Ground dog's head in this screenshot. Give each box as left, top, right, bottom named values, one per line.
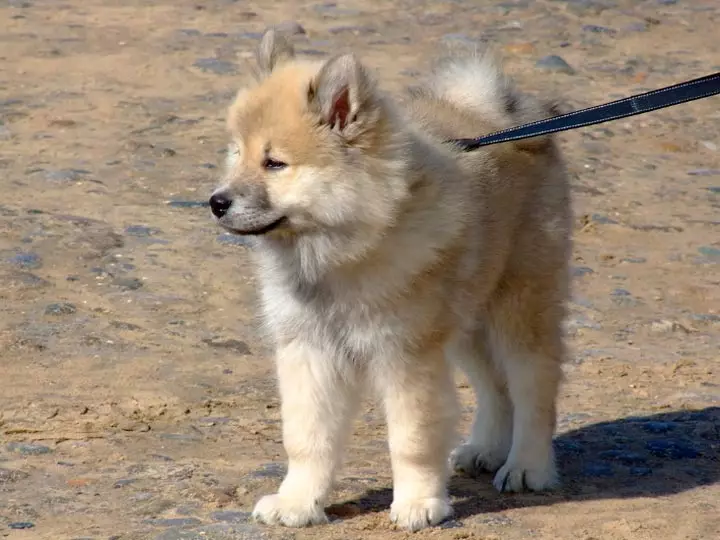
left=210, top=28, right=410, bottom=249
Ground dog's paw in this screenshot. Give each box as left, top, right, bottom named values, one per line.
left=492, top=458, right=559, bottom=493
left=450, top=443, right=507, bottom=476
left=390, top=497, right=453, bottom=532
left=252, top=493, right=328, bottom=527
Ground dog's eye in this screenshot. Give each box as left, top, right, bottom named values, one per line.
left=263, top=157, right=288, bottom=171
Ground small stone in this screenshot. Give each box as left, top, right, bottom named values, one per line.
left=114, top=478, right=137, bottom=488
left=707, top=187, right=720, bottom=194
left=328, top=25, right=377, bottom=36
left=701, top=141, right=718, bottom=152
left=125, top=225, right=161, bottom=237
left=67, top=477, right=94, bottom=487
left=193, top=58, right=237, bottom=75
left=572, top=266, right=595, bottom=277
left=7, top=442, right=52, bottom=455
left=698, top=246, right=720, bottom=261
left=143, top=518, right=203, bottom=527
left=202, top=338, right=251, bottom=354
left=9, top=522, right=35, bottom=530
left=646, top=439, right=700, bottom=459
left=582, top=24, right=616, bottom=35
left=216, top=233, right=255, bottom=248
left=44, top=168, right=91, bottom=182
left=166, top=200, right=210, bottom=209
left=620, top=257, right=646, bottom=264
left=247, top=462, right=286, bottom=479
left=440, top=519, right=464, bottom=529
left=45, top=302, right=77, bottom=316
left=113, top=277, right=144, bottom=291
left=589, top=213, right=618, bottom=225
left=535, top=55, right=576, bottom=75
left=688, top=169, right=720, bottom=176
left=610, top=288, right=639, bottom=307
left=9, top=251, right=42, bottom=269
left=210, top=510, right=251, bottom=523
left=504, top=42, right=536, bottom=55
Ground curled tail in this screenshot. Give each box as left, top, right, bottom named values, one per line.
left=427, top=50, right=565, bottom=146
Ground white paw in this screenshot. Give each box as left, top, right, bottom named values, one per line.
left=252, top=493, right=328, bottom=527
left=450, top=443, right=508, bottom=475
left=492, top=458, right=559, bottom=493
left=390, top=497, right=453, bottom=532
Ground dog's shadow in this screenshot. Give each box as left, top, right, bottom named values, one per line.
left=329, top=407, right=719, bottom=521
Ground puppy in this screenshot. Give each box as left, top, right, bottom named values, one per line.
left=210, top=27, right=571, bottom=532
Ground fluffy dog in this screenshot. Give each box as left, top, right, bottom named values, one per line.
left=209, top=27, right=571, bottom=532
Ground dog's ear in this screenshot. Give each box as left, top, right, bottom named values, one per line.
left=256, top=28, right=295, bottom=74
left=308, top=53, right=377, bottom=134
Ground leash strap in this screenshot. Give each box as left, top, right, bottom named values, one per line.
left=450, top=71, right=720, bottom=151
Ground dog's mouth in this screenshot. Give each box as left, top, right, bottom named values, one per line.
left=224, top=216, right=288, bottom=236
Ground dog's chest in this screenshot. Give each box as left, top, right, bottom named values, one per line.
left=260, top=279, right=405, bottom=362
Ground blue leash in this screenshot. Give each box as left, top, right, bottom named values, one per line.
left=450, top=71, right=720, bottom=151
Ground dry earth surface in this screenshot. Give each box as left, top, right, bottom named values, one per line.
left=1, top=0, right=719, bottom=539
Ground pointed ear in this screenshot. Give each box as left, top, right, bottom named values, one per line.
left=308, top=53, right=377, bottom=133
left=256, top=28, right=295, bottom=74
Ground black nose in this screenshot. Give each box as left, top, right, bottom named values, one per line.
left=209, top=192, right=233, bottom=218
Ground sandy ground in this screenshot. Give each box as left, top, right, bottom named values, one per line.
left=1, top=0, right=719, bottom=539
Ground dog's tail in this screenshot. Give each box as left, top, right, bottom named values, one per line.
left=427, top=50, right=563, bottom=138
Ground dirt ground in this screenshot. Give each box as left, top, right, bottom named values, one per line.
left=1, top=0, right=719, bottom=539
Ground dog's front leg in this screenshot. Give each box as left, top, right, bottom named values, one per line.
left=378, top=347, right=459, bottom=532
left=252, top=340, right=360, bottom=527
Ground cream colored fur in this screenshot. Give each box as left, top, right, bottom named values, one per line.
left=211, top=28, right=572, bottom=532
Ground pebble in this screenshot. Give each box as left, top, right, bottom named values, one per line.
left=582, top=24, right=616, bottom=35
left=45, top=302, right=77, bottom=316
left=7, top=442, right=53, bottom=455
left=328, top=25, right=377, bottom=36
left=247, top=462, right=286, bottom=479
left=620, top=257, right=647, bottom=264
left=143, top=518, right=203, bottom=527
left=125, top=225, right=161, bottom=237
left=9, top=522, right=35, bottom=530
left=210, top=510, right=251, bottom=523
left=193, top=58, right=237, bottom=75
left=707, top=187, right=720, bottom=194
left=698, top=246, right=720, bottom=261
left=9, top=251, right=42, bottom=269
left=202, top=337, right=251, bottom=354
left=572, top=266, right=595, bottom=277
left=113, top=277, right=144, bottom=291
left=44, top=168, right=91, bottom=182
left=645, top=439, right=700, bottom=459
left=688, top=169, right=720, bottom=176
left=113, top=478, right=137, bottom=488
left=610, top=288, right=640, bottom=307
left=166, top=200, right=210, bottom=209
left=535, top=55, right=576, bottom=75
